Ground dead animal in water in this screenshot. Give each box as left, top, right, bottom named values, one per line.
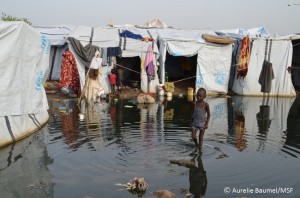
left=170, top=159, right=195, bottom=168
left=152, top=190, right=178, bottom=198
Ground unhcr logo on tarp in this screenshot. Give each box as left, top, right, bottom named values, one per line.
left=41, top=35, right=50, bottom=54
left=35, top=71, right=44, bottom=91
left=196, top=75, right=204, bottom=85
left=215, top=69, right=226, bottom=85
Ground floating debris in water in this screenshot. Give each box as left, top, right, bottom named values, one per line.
left=153, top=190, right=178, bottom=198
left=78, top=113, right=85, bottom=120
left=216, top=152, right=229, bottom=159
left=214, top=147, right=221, bottom=152
left=116, top=177, right=149, bottom=196
left=124, top=105, right=133, bottom=108
left=27, top=183, right=46, bottom=190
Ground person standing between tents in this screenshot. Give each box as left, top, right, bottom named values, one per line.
left=108, top=69, right=117, bottom=94
left=191, top=88, right=210, bottom=151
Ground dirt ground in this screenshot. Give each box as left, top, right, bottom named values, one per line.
left=48, top=79, right=299, bottom=103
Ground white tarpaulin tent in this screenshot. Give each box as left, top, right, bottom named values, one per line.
left=34, top=25, right=75, bottom=80
left=0, top=21, right=49, bottom=148
left=157, top=29, right=233, bottom=95
left=67, top=26, right=160, bottom=94
left=217, top=27, right=297, bottom=96
left=231, top=38, right=296, bottom=96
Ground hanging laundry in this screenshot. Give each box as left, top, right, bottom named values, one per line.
left=101, top=48, right=108, bottom=66
left=58, top=50, right=80, bottom=96
left=237, top=35, right=251, bottom=79
left=107, top=47, right=121, bottom=61
left=101, top=47, right=121, bottom=66
left=258, top=60, right=274, bottom=93
left=119, top=30, right=144, bottom=40
left=144, top=45, right=156, bottom=82
left=258, top=40, right=275, bottom=93
left=141, top=37, right=154, bottom=42
left=68, top=37, right=99, bottom=67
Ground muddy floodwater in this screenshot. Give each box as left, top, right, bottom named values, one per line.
left=0, top=95, right=300, bottom=198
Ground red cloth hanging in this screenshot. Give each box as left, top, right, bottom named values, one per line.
left=237, top=36, right=251, bottom=79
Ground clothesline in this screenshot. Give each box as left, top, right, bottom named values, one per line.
left=116, top=63, right=140, bottom=74
left=114, top=60, right=295, bottom=84
left=292, top=42, right=300, bottom=47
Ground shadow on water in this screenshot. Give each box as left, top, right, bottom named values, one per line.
left=285, top=96, right=300, bottom=155
left=0, top=95, right=300, bottom=197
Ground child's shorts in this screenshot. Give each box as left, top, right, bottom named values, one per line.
left=191, top=125, right=204, bottom=131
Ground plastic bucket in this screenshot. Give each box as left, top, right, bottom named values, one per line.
left=157, top=84, right=165, bottom=96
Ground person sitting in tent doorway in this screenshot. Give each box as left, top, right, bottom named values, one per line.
left=108, top=68, right=117, bottom=94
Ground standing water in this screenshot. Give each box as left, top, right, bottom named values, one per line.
left=0, top=95, right=299, bottom=198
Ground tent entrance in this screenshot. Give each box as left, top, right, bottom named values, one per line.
left=164, top=53, right=197, bottom=93
left=116, top=56, right=141, bottom=88
left=292, top=40, right=300, bottom=92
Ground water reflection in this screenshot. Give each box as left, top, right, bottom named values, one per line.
left=224, top=96, right=296, bottom=154
left=286, top=96, right=300, bottom=150
left=50, top=95, right=299, bottom=158
left=189, top=155, right=207, bottom=198
left=0, top=127, right=54, bottom=198
left=256, top=95, right=272, bottom=151
left=2, top=96, right=300, bottom=197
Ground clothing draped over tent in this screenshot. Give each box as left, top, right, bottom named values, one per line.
left=258, top=60, right=274, bottom=93
left=100, top=47, right=121, bottom=66
left=68, top=37, right=99, bottom=67
left=258, top=40, right=275, bottom=93
left=237, top=35, right=251, bottom=79
left=58, top=51, right=80, bottom=96
left=119, top=30, right=144, bottom=40
left=221, top=33, right=244, bottom=89
left=145, top=45, right=156, bottom=82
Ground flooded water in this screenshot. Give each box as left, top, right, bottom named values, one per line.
left=0, top=95, right=300, bottom=198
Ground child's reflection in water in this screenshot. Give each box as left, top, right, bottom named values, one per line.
left=189, top=155, right=207, bottom=198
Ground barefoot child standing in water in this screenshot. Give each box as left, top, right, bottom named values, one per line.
left=191, top=88, right=210, bottom=150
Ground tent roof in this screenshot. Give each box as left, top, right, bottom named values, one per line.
left=217, top=26, right=270, bottom=38
left=67, top=26, right=160, bottom=56
left=157, top=28, right=216, bottom=43
left=33, top=25, right=75, bottom=46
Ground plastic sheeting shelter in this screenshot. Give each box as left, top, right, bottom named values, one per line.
left=217, top=27, right=297, bottom=97
left=0, top=21, right=50, bottom=148
left=157, top=29, right=233, bottom=95
left=66, top=26, right=160, bottom=94
left=231, top=38, right=296, bottom=96
left=34, top=25, right=75, bottom=80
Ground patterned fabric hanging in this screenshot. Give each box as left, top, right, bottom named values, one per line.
left=237, top=36, right=251, bottom=79
left=58, top=50, right=80, bottom=96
